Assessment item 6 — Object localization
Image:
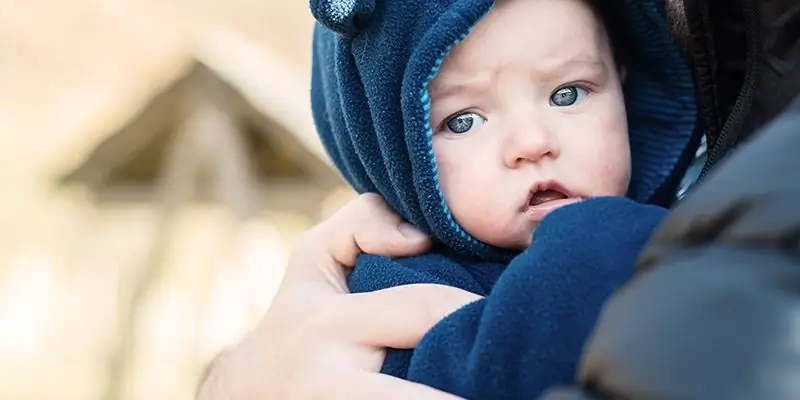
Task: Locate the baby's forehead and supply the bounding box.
[434,16,612,85]
[441,0,612,67]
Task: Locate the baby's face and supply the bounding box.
[428,0,630,250]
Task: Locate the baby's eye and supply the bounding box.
[443,112,486,134]
[549,86,588,107]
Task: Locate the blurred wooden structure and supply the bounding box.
[0,1,355,399]
[58,57,345,400]
[60,59,341,217]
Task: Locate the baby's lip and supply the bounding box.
[521,179,576,211]
[524,197,584,221]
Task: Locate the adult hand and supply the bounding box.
[197,193,481,399]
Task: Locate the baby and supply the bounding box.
[309,0,699,398]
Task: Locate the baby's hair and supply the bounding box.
[664,0,692,60]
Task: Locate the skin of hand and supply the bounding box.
[196,193,482,400]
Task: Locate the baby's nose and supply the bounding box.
[503,120,561,167]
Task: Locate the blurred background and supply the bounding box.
[0,0,354,398]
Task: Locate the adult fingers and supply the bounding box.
[285,193,431,287]
[319,284,482,348]
[326,193,431,266]
[357,221,432,259]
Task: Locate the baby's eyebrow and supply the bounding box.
[538,56,608,78]
[428,76,492,102]
[428,55,609,102]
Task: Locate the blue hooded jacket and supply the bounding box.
[309,0,700,397]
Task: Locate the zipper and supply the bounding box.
[698,0,762,180]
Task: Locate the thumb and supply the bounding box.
[357,222,431,259]
[332,284,482,348]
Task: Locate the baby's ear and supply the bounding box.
[310,0,376,39]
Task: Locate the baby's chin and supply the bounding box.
[475,225,538,252]
[473,197,598,251]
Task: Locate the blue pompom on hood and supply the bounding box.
[309,0,699,262]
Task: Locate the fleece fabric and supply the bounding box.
[348,197,667,398]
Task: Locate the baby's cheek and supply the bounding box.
[595,138,631,195]
[602,157,631,194]
[445,177,513,246]
[436,163,465,207]
[435,156,478,221]
[613,149,633,194]
[600,164,631,196]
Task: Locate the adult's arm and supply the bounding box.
[541,97,800,399]
[196,194,480,400]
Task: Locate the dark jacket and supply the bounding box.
[540,94,800,400]
[538,0,800,396]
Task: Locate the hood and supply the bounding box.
[309,0,700,261]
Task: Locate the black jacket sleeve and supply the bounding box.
[539,96,800,400]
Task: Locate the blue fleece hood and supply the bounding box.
[309,0,699,261]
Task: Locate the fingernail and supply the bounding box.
[398,223,426,239]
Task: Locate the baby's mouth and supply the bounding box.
[528,189,568,207]
[523,186,583,220]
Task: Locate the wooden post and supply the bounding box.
[101,99,200,400]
